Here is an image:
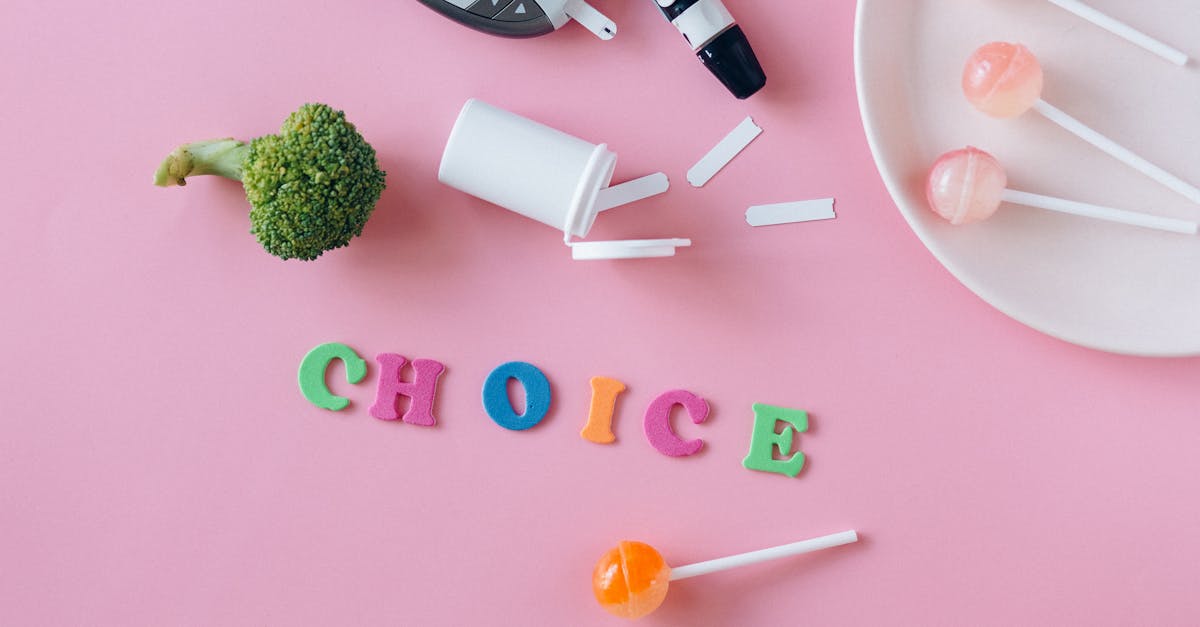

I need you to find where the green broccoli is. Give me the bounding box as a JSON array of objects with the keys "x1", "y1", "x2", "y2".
[{"x1": 155, "y1": 103, "x2": 386, "y2": 261}]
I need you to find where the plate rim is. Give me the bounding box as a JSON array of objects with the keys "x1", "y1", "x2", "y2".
[{"x1": 852, "y1": 0, "x2": 1199, "y2": 358}]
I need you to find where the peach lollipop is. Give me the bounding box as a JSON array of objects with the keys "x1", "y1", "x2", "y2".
[
  {"x1": 963, "y1": 42, "x2": 1200, "y2": 204},
  {"x1": 592, "y1": 530, "x2": 859, "y2": 620},
  {"x1": 926, "y1": 147, "x2": 1198, "y2": 234}
]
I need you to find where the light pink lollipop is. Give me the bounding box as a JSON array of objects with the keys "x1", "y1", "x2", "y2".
[
  {"x1": 962, "y1": 42, "x2": 1200, "y2": 205},
  {"x1": 926, "y1": 147, "x2": 1198, "y2": 234}
]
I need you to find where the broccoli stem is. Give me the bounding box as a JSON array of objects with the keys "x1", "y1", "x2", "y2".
[{"x1": 154, "y1": 138, "x2": 249, "y2": 187}]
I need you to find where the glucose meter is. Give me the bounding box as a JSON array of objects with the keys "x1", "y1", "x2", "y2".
[{"x1": 415, "y1": 0, "x2": 616, "y2": 39}]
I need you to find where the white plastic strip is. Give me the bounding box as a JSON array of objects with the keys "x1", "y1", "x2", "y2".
[
  {"x1": 671, "y1": 0, "x2": 736, "y2": 51},
  {"x1": 564, "y1": 0, "x2": 616, "y2": 40},
  {"x1": 670, "y1": 530, "x2": 860, "y2": 581},
  {"x1": 1043, "y1": 0, "x2": 1187, "y2": 66},
  {"x1": 568, "y1": 238, "x2": 692, "y2": 260},
  {"x1": 746, "y1": 198, "x2": 836, "y2": 227},
  {"x1": 595, "y1": 173, "x2": 670, "y2": 212},
  {"x1": 1032, "y1": 99, "x2": 1200, "y2": 205},
  {"x1": 1001, "y1": 189, "x2": 1199, "y2": 235},
  {"x1": 687, "y1": 116, "x2": 762, "y2": 188}
]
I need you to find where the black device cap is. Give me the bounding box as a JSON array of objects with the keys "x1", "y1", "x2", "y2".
[{"x1": 697, "y1": 25, "x2": 766, "y2": 99}]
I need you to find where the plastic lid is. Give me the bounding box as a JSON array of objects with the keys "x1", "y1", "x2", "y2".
[
  {"x1": 563, "y1": 143, "x2": 617, "y2": 240},
  {"x1": 568, "y1": 238, "x2": 692, "y2": 261}
]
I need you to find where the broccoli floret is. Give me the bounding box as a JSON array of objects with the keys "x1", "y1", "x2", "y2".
[{"x1": 155, "y1": 103, "x2": 386, "y2": 261}]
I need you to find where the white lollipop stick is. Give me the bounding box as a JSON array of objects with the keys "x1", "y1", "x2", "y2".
[
  {"x1": 1032, "y1": 99, "x2": 1200, "y2": 205},
  {"x1": 669, "y1": 530, "x2": 859, "y2": 581},
  {"x1": 1001, "y1": 189, "x2": 1199, "y2": 235},
  {"x1": 1043, "y1": 0, "x2": 1188, "y2": 66}
]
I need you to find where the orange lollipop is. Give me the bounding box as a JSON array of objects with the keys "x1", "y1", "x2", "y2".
[
  {"x1": 592, "y1": 531, "x2": 859, "y2": 620},
  {"x1": 592, "y1": 541, "x2": 671, "y2": 619}
]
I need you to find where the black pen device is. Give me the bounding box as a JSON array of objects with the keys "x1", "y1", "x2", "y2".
[{"x1": 653, "y1": 0, "x2": 766, "y2": 99}]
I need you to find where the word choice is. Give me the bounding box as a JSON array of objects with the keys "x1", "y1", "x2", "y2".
[{"x1": 299, "y1": 342, "x2": 809, "y2": 478}]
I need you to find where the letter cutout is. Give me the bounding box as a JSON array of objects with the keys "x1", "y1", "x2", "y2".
[
  {"x1": 298, "y1": 342, "x2": 367, "y2": 411},
  {"x1": 643, "y1": 389, "x2": 710, "y2": 457},
  {"x1": 482, "y1": 361, "x2": 552, "y2": 431},
  {"x1": 742, "y1": 403, "x2": 808, "y2": 477},
  {"x1": 581, "y1": 376, "x2": 626, "y2": 444},
  {"x1": 369, "y1": 353, "x2": 446, "y2": 426}
]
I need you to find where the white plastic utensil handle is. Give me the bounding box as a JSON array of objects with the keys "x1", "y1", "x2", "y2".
[
  {"x1": 1001, "y1": 189, "x2": 1198, "y2": 235},
  {"x1": 1032, "y1": 99, "x2": 1200, "y2": 205},
  {"x1": 596, "y1": 173, "x2": 670, "y2": 212},
  {"x1": 687, "y1": 116, "x2": 762, "y2": 187},
  {"x1": 564, "y1": 0, "x2": 616, "y2": 40},
  {"x1": 1043, "y1": 0, "x2": 1188, "y2": 66},
  {"x1": 669, "y1": 530, "x2": 859, "y2": 581},
  {"x1": 746, "y1": 199, "x2": 836, "y2": 227}
]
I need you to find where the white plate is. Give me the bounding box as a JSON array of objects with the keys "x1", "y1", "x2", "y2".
[{"x1": 854, "y1": 0, "x2": 1200, "y2": 356}]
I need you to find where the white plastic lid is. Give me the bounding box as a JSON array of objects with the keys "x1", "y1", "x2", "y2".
[
  {"x1": 568, "y1": 238, "x2": 693, "y2": 260},
  {"x1": 562, "y1": 143, "x2": 617, "y2": 240}
]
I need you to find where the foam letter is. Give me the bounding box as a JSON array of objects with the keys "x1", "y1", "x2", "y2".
[
  {"x1": 298, "y1": 342, "x2": 367, "y2": 411},
  {"x1": 643, "y1": 389, "x2": 709, "y2": 457},
  {"x1": 369, "y1": 353, "x2": 446, "y2": 426},
  {"x1": 742, "y1": 403, "x2": 808, "y2": 477},
  {"x1": 580, "y1": 376, "x2": 626, "y2": 444},
  {"x1": 482, "y1": 362, "x2": 552, "y2": 431}
]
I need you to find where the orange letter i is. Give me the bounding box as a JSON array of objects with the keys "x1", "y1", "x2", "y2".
[{"x1": 580, "y1": 376, "x2": 626, "y2": 444}]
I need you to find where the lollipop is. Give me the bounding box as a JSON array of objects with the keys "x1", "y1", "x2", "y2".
[
  {"x1": 1043, "y1": 0, "x2": 1188, "y2": 66},
  {"x1": 926, "y1": 147, "x2": 1198, "y2": 234},
  {"x1": 963, "y1": 42, "x2": 1200, "y2": 205},
  {"x1": 592, "y1": 530, "x2": 858, "y2": 620}
]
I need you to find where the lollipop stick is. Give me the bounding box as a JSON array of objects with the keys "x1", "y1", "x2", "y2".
[
  {"x1": 669, "y1": 530, "x2": 858, "y2": 581},
  {"x1": 1001, "y1": 189, "x2": 1199, "y2": 235},
  {"x1": 1043, "y1": 0, "x2": 1188, "y2": 66},
  {"x1": 1032, "y1": 100, "x2": 1200, "y2": 205}
]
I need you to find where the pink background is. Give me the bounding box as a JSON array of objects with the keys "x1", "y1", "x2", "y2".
[{"x1": 3, "y1": 0, "x2": 1199, "y2": 624}]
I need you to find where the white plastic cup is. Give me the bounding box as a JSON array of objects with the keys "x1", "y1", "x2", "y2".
[{"x1": 438, "y1": 99, "x2": 617, "y2": 239}]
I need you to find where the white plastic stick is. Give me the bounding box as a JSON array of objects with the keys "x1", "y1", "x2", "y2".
[
  {"x1": 687, "y1": 116, "x2": 762, "y2": 187},
  {"x1": 669, "y1": 530, "x2": 859, "y2": 581},
  {"x1": 1001, "y1": 189, "x2": 1198, "y2": 235},
  {"x1": 565, "y1": 0, "x2": 616, "y2": 40},
  {"x1": 1043, "y1": 0, "x2": 1188, "y2": 66},
  {"x1": 596, "y1": 173, "x2": 670, "y2": 212},
  {"x1": 1032, "y1": 99, "x2": 1200, "y2": 205},
  {"x1": 746, "y1": 199, "x2": 836, "y2": 227}
]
